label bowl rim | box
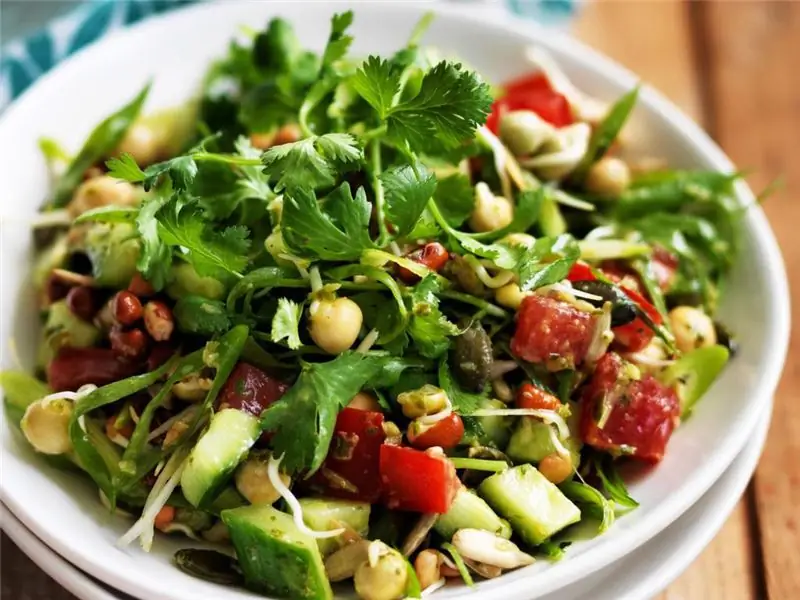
[0,2,790,599]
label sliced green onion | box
[441,542,474,587]
[448,458,509,472]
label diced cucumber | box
[479,464,581,546]
[506,403,582,468]
[434,488,511,541]
[299,497,371,556]
[463,398,513,448]
[222,504,332,600]
[181,409,260,508]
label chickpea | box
[494,282,529,310]
[235,453,290,505]
[309,297,363,354]
[538,452,573,484]
[348,392,381,412]
[500,233,536,248]
[584,157,631,197]
[21,398,73,455]
[414,549,443,590]
[499,110,554,156]
[668,306,717,353]
[397,385,448,419]
[67,176,139,218]
[354,542,408,600]
[469,183,514,233]
[116,122,162,166]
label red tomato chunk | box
[309,408,386,503]
[516,383,561,411]
[511,295,597,371]
[408,413,464,450]
[218,362,289,417]
[580,353,680,463]
[379,445,459,514]
[486,73,574,133]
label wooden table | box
[2,1,799,598]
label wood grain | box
[698,2,800,599]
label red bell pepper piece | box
[308,408,386,503]
[407,413,464,450]
[379,445,459,514]
[486,72,574,133]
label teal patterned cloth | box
[0,0,578,110]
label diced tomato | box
[218,362,289,417]
[308,408,386,503]
[486,72,574,134]
[511,295,597,371]
[380,445,459,513]
[580,353,680,463]
[47,348,141,391]
[396,242,450,284]
[516,383,561,411]
[407,413,464,450]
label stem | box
[309,266,323,293]
[448,458,509,473]
[370,142,390,246]
[439,290,508,318]
[191,153,262,166]
[361,125,388,143]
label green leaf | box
[438,358,484,415]
[157,198,251,279]
[73,205,139,225]
[516,234,581,291]
[281,183,376,261]
[239,82,297,132]
[106,152,147,182]
[320,11,354,70]
[593,455,639,509]
[51,84,150,208]
[406,275,459,359]
[261,352,400,475]
[271,298,303,349]
[351,55,400,119]
[433,173,475,228]
[173,296,232,336]
[387,61,493,154]
[571,86,640,184]
[134,196,171,290]
[381,163,437,237]
[559,481,615,534]
[262,133,363,192]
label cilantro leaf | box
[381,163,437,237]
[233,136,272,200]
[516,234,580,291]
[239,81,298,133]
[108,152,199,192]
[262,133,363,192]
[73,205,139,225]
[135,196,171,290]
[406,275,459,359]
[156,198,251,279]
[438,357,484,415]
[281,183,376,261]
[261,352,399,475]
[271,298,303,349]
[320,11,354,70]
[351,56,399,119]
[434,173,475,227]
[387,61,493,154]
[173,296,232,336]
[253,18,304,75]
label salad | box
[2,11,742,600]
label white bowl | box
[0,2,790,599]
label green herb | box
[281,183,375,260]
[571,86,639,184]
[73,205,139,225]
[271,298,303,349]
[174,296,232,336]
[381,163,437,238]
[134,195,172,290]
[51,84,150,208]
[406,275,459,359]
[593,455,639,509]
[433,173,475,228]
[559,481,615,534]
[261,352,408,475]
[438,358,485,415]
[448,458,508,472]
